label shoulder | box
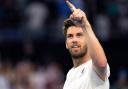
[66,68,74,78]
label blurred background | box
[0,0,128,89]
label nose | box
[72,36,78,43]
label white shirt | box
[63,60,110,89]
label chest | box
[63,68,91,89]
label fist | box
[70,9,87,24]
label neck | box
[72,53,91,68]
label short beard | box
[70,47,88,60]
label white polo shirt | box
[63,60,110,89]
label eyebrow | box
[67,32,84,36]
[77,32,83,34]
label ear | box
[66,42,68,49]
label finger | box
[66,0,76,12]
[72,10,82,19]
[72,9,80,16]
[70,14,73,19]
[72,11,85,21]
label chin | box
[71,53,85,59]
[69,47,87,59]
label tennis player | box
[63,1,110,89]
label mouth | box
[70,45,81,55]
[71,44,80,50]
[72,45,79,48]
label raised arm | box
[66,0,108,80]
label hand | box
[70,9,87,23]
[66,0,87,24]
[66,0,90,29]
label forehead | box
[67,26,84,34]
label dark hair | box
[63,18,84,37]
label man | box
[63,1,110,89]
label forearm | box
[84,20,107,72]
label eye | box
[77,33,83,37]
[67,34,73,39]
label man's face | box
[66,26,88,59]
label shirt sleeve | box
[89,62,110,87]
[90,63,110,89]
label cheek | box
[81,40,87,47]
